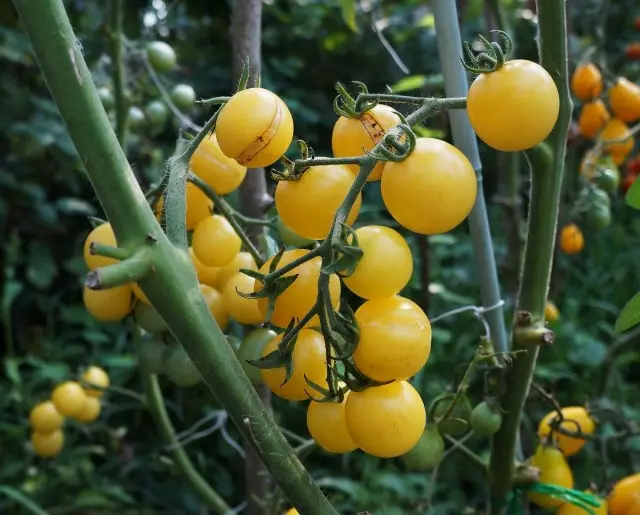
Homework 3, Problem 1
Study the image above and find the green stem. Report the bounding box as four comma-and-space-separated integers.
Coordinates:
488, 0, 572, 510
13, 2, 338, 513
293, 156, 364, 168
437, 355, 478, 424
85, 250, 152, 289
443, 435, 488, 474
141, 371, 232, 514
108, 0, 127, 144
188, 174, 264, 266
89, 242, 131, 261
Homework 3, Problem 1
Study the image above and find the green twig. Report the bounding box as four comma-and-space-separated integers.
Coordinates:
444, 435, 488, 474
85, 250, 152, 289
107, 0, 127, 143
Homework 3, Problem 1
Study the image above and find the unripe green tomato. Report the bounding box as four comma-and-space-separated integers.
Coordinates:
470, 401, 503, 436
97, 87, 114, 110
433, 393, 472, 437
146, 41, 177, 73
591, 186, 611, 208
163, 341, 202, 387
401, 426, 445, 471
171, 84, 196, 112
128, 106, 146, 133
226, 335, 242, 355
236, 329, 277, 385
595, 166, 620, 195
138, 335, 166, 375
275, 217, 314, 248
145, 100, 169, 128
586, 204, 612, 230
134, 302, 168, 333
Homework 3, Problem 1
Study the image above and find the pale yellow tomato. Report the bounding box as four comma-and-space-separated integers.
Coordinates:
83, 223, 117, 270
81, 366, 110, 397
609, 77, 640, 123
29, 401, 64, 433
32, 430, 64, 458
192, 215, 242, 267
72, 397, 101, 423
51, 381, 88, 417
223, 272, 264, 325
307, 392, 357, 453
215, 252, 257, 291
189, 247, 221, 287
190, 133, 247, 194
200, 284, 229, 331
83, 284, 134, 322
528, 445, 574, 509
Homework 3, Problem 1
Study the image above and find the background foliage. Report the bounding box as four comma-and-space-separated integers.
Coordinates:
0, 0, 639, 513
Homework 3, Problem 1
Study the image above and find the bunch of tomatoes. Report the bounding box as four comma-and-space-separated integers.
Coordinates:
529, 406, 640, 514
28, 366, 109, 458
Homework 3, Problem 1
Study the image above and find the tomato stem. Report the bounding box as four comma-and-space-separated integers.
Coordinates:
85, 250, 152, 290
89, 241, 131, 261
107, 0, 128, 144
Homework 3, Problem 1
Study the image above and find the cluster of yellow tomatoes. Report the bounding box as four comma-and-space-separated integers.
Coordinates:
28, 366, 109, 458
531, 406, 640, 514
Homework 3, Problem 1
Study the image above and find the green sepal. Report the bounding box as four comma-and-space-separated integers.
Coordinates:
237, 57, 250, 92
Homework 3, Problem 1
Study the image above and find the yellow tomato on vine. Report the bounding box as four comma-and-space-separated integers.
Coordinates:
571, 63, 603, 101
538, 406, 595, 456
527, 445, 574, 509
83, 223, 117, 270
200, 284, 229, 331
192, 215, 242, 267
190, 133, 247, 194
83, 284, 134, 322
559, 224, 584, 255
30, 401, 64, 433
51, 381, 88, 417
189, 247, 221, 287
223, 272, 263, 325
32, 430, 64, 458
81, 366, 110, 397
608, 473, 640, 515
600, 118, 634, 163
307, 392, 357, 454
72, 397, 101, 423
578, 99, 610, 139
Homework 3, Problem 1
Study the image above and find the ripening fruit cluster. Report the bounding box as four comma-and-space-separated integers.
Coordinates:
28, 366, 109, 458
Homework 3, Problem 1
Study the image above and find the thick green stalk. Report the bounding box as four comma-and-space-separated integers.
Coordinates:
13, 1, 337, 513
431, 1, 508, 354
141, 372, 232, 514
108, 0, 127, 143
488, 1, 572, 511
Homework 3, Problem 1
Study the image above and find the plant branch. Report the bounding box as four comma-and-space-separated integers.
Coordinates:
89, 242, 131, 261
107, 0, 127, 143
444, 435, 488, 474
85, 251, 152, 289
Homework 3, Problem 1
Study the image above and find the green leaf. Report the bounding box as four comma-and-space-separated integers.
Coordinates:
4, 358, 21, 385
26, 241, 58, 289
339, 0, 358, 33
614, 290, 640, 334
0, 486, 48, 515
625, 174, 640, 209
390, 75, 427, 93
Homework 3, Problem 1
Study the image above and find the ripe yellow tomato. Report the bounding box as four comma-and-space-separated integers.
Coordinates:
608, 473, 640, 515
254, 249, 341, 328
72, 397, 101, 423
528, 445, 574, 509
381, 138, 477, 234
275, 164, 362, 240
342, 225, 412, 299
189, 247, 220, 287
200, 284, 229, 331
353, 296, 431, 382
331, 104, 401, 181
216, 88, 294, 168
307, 392, 357, 453
81, 366, 110, 397
284, 509, 298, 515
131, 282, 150, 305
571, 63, 603, 101
30, 401, 64, 433
578, 100, 610, 139
538, 406, 595, 456
467, 59, 559, 151
51, 381, 88, 417
215, 252, 257, 291
83, 284, 134, 322
545, 300, 560, 322
192, 215, 242, 267
557, 491, 607, 515
190, 133, 247, 194
260, 329, 328, 401
32, 430, 64, 458
559, 224, 584, 255
345, 380, 425, 458
609, 78, 640, 123
223, 272, 263, 325
600, 118, 634, 162
83, 223, 117, 270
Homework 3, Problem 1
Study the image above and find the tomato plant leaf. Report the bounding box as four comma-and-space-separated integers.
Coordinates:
339, 0, 358, 33
625, 174, 640, 209
247, 349, 284, 370
303, 376, 333, 400
614, 290, 640, 334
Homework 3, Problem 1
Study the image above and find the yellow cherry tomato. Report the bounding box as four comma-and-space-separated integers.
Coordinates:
216, 88, 294, 167
342, 225, 412, 299
83, 284, 134, 322
72, 397, 101, 423
609, 77, 640, 123
578, 99, 610, 139
200, 284, 229, 331
467, 59, 559, 151
260, 329, 328, 401
275, 164, 362, 240
307, 392, 357, 453
608, 473, 640, 515
51, 381, 88, 417
353, 296, 431, 382
545, 300, 560, 322
559, 224, 584, 255
192, 215, 242, 267
29, 401, 64, 433
381, 137, 477, 235
527, 445, 574, 509
83, 223, 117, 270
284, 509, 298, 515
131, 282, 150, 305
189, 247, 221, 287
190, 132, 247, 194
81, 366, 109, 397
32, 430, 64, 458
223, 272, 263, 325
345, 380, 425, 458
557, 491, 607, 515
538, 406, 595, 456
331, 104, 401, 181
215, 252, 257, 291
600, 118, 634, 162
571, 63, 603, 101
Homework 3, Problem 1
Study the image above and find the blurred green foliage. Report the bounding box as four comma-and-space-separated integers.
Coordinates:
1, 0, 639, 513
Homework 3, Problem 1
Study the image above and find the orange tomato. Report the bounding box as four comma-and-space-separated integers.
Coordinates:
608, 473, 640, 515
609, 78, 640, 123
600, 118, 634, 163
578, 99, 610, 139
527, 445, 574, 509
559, 224, 584, 255
571, 63, 603, 101
626, 42, 640, 61
537, 406, 595, 456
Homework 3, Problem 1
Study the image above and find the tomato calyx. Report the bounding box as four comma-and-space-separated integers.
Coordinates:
462, 30, 514, 74
235, 57, 261, 92
323, 224, 363, 277
334, 81, 378, 119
